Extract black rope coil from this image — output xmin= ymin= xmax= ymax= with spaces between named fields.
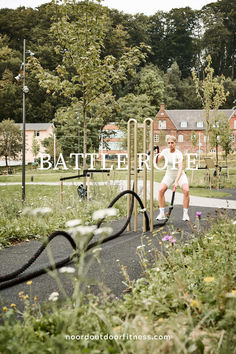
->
xmin=0 ymin=189 xmax=151 ymax=290
xmin=0 ymin=188 xmax=175 ymax=290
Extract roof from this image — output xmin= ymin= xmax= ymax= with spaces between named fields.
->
xmin=165 ymin=109 xmax=234 ymax=130
xmin=16 ymin=123 xmax=53 ymax=131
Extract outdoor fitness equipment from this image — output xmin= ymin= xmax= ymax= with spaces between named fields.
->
xmin=0 ymin=119 xmax=177 ymax=290
xmin=127 ymin=118 xmax=176 ymax=232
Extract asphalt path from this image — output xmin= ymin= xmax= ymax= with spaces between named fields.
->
xmin=0 ymin=202 xmax=235 ymax=312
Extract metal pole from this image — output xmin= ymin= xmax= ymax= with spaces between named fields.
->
xmin=127 ymin=119 xmax=137 ymax=231
xmin=198 ymin=132 xmax=201 ymax=167
xmin=144 ymin=118 xmax=154 ymax=232
xmin=22 ymin=39 xmax=26 ymax=204
xmin=53 ymin=133 xmax=56 ymax=167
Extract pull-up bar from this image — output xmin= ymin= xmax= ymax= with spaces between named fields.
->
xmin=59 ymin=169 xmax=111 ymax=202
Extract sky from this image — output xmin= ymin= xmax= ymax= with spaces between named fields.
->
xmin=0 ymin=0 xmax=217 ymax=14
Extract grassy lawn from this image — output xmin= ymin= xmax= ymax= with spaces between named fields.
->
xmin=0 ymin=183 xmax=127 ymax=249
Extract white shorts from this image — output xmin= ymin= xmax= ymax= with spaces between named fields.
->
xmin=161 ymin=171 xmax=188 ymax=188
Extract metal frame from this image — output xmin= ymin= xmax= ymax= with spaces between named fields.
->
xmin=127 ymin=118 xmax=154 ymax=233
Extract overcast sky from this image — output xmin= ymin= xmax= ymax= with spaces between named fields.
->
xmin=1 ymin=0 xmax=217 ymax=14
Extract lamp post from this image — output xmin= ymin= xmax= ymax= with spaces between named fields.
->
xmin=22 ymin=39 xmax=26 ymax=203
xmin=21 ymin=39 xmax=32 ymax=203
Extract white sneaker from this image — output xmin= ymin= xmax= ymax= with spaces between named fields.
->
xmin=156 ymin=212 xmax=166 ymax=220
xmin=182 ymin=212 xmax=190 ymax=221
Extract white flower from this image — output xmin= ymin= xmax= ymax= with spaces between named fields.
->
xmin=72 ymin=225 xmax=97 ymax=235
xmin=48 ymin=291 xmax=59 ymax=301
xmin=92 ymin=208 xmax=118 ymax=220
xmin=154 ymin=267 xmax=160 ymax=272
xmin=66 ymin=206 xmax=72 ymax=210
xmin=23 ymin=207 xmax=52 ymax=216
xmin=92 ymin=247 xmax=102 ymax=253
xmin=94 ymin=227 xmax=113 ymax=236
xmin=232 ymin=220 xmax=236 ymax=225
xmin=59 ymin=267 xmax=75 ymax=274
xmin=137 ymin=245 xmax=145 ymax=250
xmin=65 ymin=219 xmax=82 ymax=228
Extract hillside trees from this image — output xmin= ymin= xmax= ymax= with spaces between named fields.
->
xmin=0 ymin=0 xmax=235 ymax=129
xmin=30 ymin=0 xmax=149 ymax=166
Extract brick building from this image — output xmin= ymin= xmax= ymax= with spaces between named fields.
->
xmin=154 ymin=104 xmax=236 ymax=154
xmin=100 ymin=105 xmax=236 ymax=156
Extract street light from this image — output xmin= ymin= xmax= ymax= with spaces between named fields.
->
xmin=16 ymin=39 xmax=33 ymax=203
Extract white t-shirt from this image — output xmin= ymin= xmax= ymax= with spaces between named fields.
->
xmin=160 ymin=148 xmax=183 ymax=172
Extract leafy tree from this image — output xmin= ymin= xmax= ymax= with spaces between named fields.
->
xmin=31 ymin=136 xmax=40 ymax=161
xmin=30 ymin=0 xmax=148 ymax=170
xmin=201 ymin=0 xmax=236 ymax=79
xmin=164 ymin=7 xmax=198 ymax=77
xmin=136 ymin=64 xmax=164 ymax=108
xmin=192 ymin=55 xmax=229 ymax=154
xmin=209 ymin=112 xmax=233 ymax=188
xmin=0 ymin=119 xmax=22 ymax=167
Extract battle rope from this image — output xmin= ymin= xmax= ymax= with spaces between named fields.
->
xmin=0 ymin=187 xmax=175 ymax=290
xmin=0 ymin=189 xmax=149 ymax=290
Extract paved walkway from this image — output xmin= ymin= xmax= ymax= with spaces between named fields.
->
xmin=1 ymin=180 xmax=236 ymax=209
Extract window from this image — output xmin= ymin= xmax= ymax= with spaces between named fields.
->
xmin=204 ymin=135 xmax=208 ymax=142
xmin=234 ymin=120 xmax=236 ymax=129
xmin=230 ymin=134 xmax=235 ymax=142
xmin=197 ymin=121 xmax=203 ymax=128
xmin=178 ymin=134 xmax=184 ymax=142
xmin=180 ymin=121 xmax=187 ymax=128
xmin=154 ymin=134 xmax=159 ymax=143
xmin=158 ymin=120 xmax=166 ymax=129
xmin=34 ymin=131 xmax=40 ymax=137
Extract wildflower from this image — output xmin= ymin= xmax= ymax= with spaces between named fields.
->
xmin=24 ymin=295 xmax=29 ymax=300
xmin=10 ymin=304 xmax=16 ymax=308
xmin=162 ymin=235 xmax=173 ymax=241
xmin=196 ymin=211 xmax=202 ymax=219
xmin=18 ymin=291 xmax=24 ymax=296
xmin=113 ymin=326 xmax=121 ymax=332
xmin=225 ymin=289 xmax=236 ymax=298
xmin=204 ymin=277 xmax=215 ymax=283
xmin=34 ymin=296 xmax=38 ymax=302
xmin=31 ymin=207 xmax=52 ymax=215
xmin=73 ymin=225 xmax=97 ymax=235
xmin=26 ymin=280 xmax=32 ymax=285
xmin=3 ymin=307 xmax=7 ymax=312
xmin=59 ymin=267 xmax=75 ymax=274
xmin=94 ymin=227 xmax=113 ymax=236
xmin=92 ymin=208 xmax=118 ymax=220
xmin=232 ymin=220 xmax=236 ymax=225
xmin=190 ymin=300 xmax=199 ymax=308
xmin=65 ymin=219 xmax=82 ymax=228
xmin=137 ymin=245 xmax=145 ymax=250
xmin=92 ymin=247 xmax=102 ymax=253
xmin=154 ymin=267 xmax=160 ymax=272
xmin=171 ymin=238 xmax=176 ymax=244
xmin=48 ymin=292 xmax=59 ymax=301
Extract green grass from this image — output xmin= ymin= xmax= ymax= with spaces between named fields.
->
xmin=0 ymin=184 xmax=126 ymax=249
xmin=0 ymin=212 xmax=235 ymax=353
